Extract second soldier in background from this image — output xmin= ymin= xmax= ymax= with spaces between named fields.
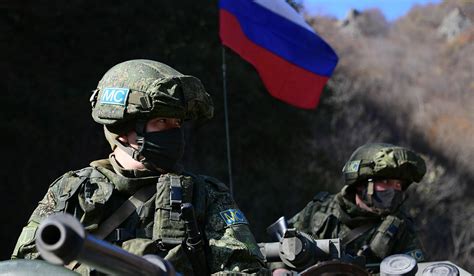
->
xmin=289 ymin=143 xmax=426 ymax=268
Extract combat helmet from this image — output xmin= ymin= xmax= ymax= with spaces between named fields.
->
xmin=90 ymin=59 xmax=214 ymax=148
xmin=89 ymin=59 xmax=214 ymax=172
xmin=342 ymin=143 xmax=426 ymax=189
xmin=91 ymin=59 xmax=213 ymax=131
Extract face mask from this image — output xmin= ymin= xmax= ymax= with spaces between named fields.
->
xmin=361 ymin=188 xmax=405 ymax=215
xmin=372 ymin=189 xmax=404 ymax=211
xmin=138 ymin=127 xmax=185 ymax=172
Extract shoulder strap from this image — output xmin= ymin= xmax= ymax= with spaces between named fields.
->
xmin=341 ymin=222 xmax=377 ymax=246
xmin=93 ymin=184 xmax=156 ymax=239
xmin=182 ymin=172 xmax=210 ymax=222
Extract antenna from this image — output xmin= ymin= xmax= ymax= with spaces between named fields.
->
xmin=221 ymin=46 xmax=233 ymax=196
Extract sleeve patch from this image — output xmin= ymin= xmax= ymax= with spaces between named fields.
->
xmin=405 ymin=249 xmax=424 ymax=262
xmin=219 ymin=209 xmax=249 ymax=226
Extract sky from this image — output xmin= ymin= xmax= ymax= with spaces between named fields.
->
xmin=301 ymin=0 xmax=442 ymax=21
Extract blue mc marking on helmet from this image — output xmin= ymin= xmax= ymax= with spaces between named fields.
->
xmin=220 ymin=209 xmax=249 ymax=226
xmin=100 ymin=88 xmax=130 ymax=106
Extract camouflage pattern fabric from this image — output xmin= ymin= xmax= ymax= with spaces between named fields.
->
xmin=91 ymin=59 xmax=214 ymax=128
xmin=288 ymin=186 xmax=425 ymax=265
xmin=342 ymin=143 xmax=426 ymax=188
xmin=12 ymin=158 xmax=269 ymax=275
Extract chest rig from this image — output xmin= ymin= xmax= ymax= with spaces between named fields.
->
xmin=307 ymin=192 xmax=405 ymax=259
xmin=56 ymin=166 xmax=206 ymax=248
xmin=102 ymin=172 xmax=204 ymax=248
xmin=153 ymin=173 xmax=198 ymax=248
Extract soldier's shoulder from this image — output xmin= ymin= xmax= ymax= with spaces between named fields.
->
xmin=311 ymin=192 xmax=337 ymax=211
xmin=299 ymin=192 xmax=337 ymax=217
xmin=296 ymin=191 xmax=335 ymax=217
xmin=52 ymin=167 xmax=96 ymax=183
xmin=395 ymin=208 xmax=418 ymax=231
xmin=288 ymin=192 xmax=336 ymax=232
xmin=312 ymin=191 xmax=333 ymax=202
xmin=48 ymin=166 xmax=105 ymax=194
xmin=394 ymin=207 xmax=415 ymax=221
xmin=187 ymin=172 xmax=230 ymax=193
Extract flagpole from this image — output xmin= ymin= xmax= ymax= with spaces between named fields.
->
xmin=221 ymin=46 xmax=234 ymax=196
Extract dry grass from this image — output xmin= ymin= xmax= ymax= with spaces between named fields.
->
xmin=306 ymin=0 xmax=474 ymax=269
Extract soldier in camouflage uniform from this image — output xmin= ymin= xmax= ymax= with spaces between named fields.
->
xmin=12 ymin=59 xmax=269 ymax=275
xmin=288 ymin=143 xmax=426 ymax=267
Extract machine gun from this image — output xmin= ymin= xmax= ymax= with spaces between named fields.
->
xmin=259 ymin=217 xmax=471 ymax=276
xmin=35 ymin=213 xmax=175 ymax=276
xmin=259 ymin=217 xmax=368 ymax=275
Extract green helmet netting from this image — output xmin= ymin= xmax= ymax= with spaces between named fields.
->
xmin=342 ymin=143 xmax=426 ymax=188
xmin=90 ymin=59 xmax=214 ymax=131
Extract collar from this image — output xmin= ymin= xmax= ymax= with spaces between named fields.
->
xmin=89 ymin=156 xmax=159 ymax=195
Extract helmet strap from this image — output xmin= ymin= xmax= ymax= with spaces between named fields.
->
xmin=134 ymin=119 xmax=147 ymax=157
xmin=366 ymin=179 xmax=374 ymax=206
xmin=111 ymin=119 xmax=148 ymax=162
xmin=113 ymin=138 xmax=142 ymax=161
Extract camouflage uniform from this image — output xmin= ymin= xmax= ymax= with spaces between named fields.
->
xmin=12 ymin=60 xmax=269 ymax=275
xmin=288 ymin=187 xmax=424 ymax=265
xmin=289 ymin=143 xmax=426 ymax=266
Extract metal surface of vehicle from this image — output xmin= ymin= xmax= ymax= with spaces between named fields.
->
xmin=0 ymin=259 xmax=79 ymax=275
xmin=261 ymin=217 xmax=471 ymax=276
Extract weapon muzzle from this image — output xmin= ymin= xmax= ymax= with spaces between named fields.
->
xmin=36 ymin=213 xmax=175 ymax=276
xmin=36 ymin=213 xmax=85 ymax=265
xmin=260 ymin=227 xmax=342 ymax=271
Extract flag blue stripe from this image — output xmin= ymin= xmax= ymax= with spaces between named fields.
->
xmin=220 ymin=0 xmax=338 ymax=77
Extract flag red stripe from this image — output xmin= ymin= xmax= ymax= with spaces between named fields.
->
xmin=220 ymin=9 xmax=329 ymax=109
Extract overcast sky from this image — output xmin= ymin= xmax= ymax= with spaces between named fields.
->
xmin=301 ymin=0 xmax=442 ymax=21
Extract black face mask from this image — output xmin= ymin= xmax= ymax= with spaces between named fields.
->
xmin=138 ymin=127 xmax=185 ymax=172
xmin=361 ymin=188 xmax=405 ymax=215
xmin=373 ymin=189 xmax=404 ymax=210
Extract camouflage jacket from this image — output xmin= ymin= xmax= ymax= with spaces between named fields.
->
xmin=288 ymin=186 xmax=425 ymax=266
xmin=12 ymin=158 xmax=269 ymax=275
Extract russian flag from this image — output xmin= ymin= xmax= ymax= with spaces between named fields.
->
xmin=219 ymin=0 xmax=339 ymax=109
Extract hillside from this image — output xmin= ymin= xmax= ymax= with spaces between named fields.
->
xmin=305 ymin=0 xmax=474 ymax=268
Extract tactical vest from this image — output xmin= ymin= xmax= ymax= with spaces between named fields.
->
xmin=49 ymin=166 xmax=224 ymax=275
xmin=53 ymin=166 xmax=212 ymax=250
xmin=296 ymin=192 xmax=409 ymax=263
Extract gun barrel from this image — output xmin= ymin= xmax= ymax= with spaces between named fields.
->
xmin=258 ymin=242 xmax=281 ymax=262
xmin=260 ymin=228 xmax=341 ymax=271
xmin=36 ymin=213 xmax=174 ymax=276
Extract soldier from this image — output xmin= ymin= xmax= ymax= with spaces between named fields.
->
xmin=288 ymin=143 xmax=427 ymax=267
xmin=12 ymin=59 xmax=269 ymax=275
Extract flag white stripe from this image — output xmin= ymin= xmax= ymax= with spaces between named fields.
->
xmin=253 ymin=0 xmax=315 ymax=33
